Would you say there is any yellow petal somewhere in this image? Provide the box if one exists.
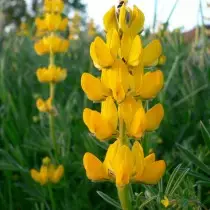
[83,108,115,140]
[83,152,108,181]
[108,60,130,102]
[90,37,114,69]
[106,29,120,59]
[39,165,48,185]
[144,153,155,165]
[138,70,164,99]
[118,96,141,131]
[119,4,129,32]
[83,108,95,134]
[30,169,41,183]
[129,101,147,138]
[121,34,142,67]
[103,6,118,32]
[50,165,64,183]
[101,96,118,131]
[132,141,144,179]
[130,5,145,35]
[103,140,120,174]
[138,160,166,184]
[146,104,164,131]
[81,73,110,101]
[143,40,162,66]
[113,145,133,187]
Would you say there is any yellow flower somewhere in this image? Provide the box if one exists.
[31,157,64,185]
[101,60,130,103]
[36,97,53,113]
[36,65,67,83]
[120,33,142,67]
[83,96,118,140]
[34,35,69,55]
[81,73,111,101]
[90,29,120,69]
[103,6,118,32]
[35,14,68,32]
[44,0,64,14]
[161,196,170,208]
[119,97,164,138]
[132,70,164,99]
[119,4,145,36]
[143,40,162,67]
[83,140,166,186]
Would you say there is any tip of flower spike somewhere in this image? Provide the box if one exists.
[42,157,51,165]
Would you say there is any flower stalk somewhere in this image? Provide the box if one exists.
[117,185,133,210]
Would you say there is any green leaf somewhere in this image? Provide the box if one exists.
[138,196,157,209]
[169,167,190,196]
[200,121,210,150]
[165,164,182,195]
[96,191,122,209]
[177,144,210,175]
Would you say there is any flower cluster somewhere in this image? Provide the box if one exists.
[34,0,69,113]
[82,1,166,188]
[31,157,64,185]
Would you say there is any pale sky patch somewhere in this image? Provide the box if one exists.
[83,0,208,31]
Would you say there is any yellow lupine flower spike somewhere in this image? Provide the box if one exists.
[83,140,166,186]
[83,96,118,140]
[30,157,64,185]
[36,66,67,83]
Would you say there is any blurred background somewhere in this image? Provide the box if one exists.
[0,0,210,209]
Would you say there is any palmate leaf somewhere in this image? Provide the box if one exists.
[200,121,210,150]
[177,144,210,175]
[96,191,122,209]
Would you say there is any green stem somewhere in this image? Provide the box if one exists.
[117,185,133,210]
[48,40,58,158]
[49,83,58,157]
[119,118,126,145]
[48,184,56,210]
[117,115,133,209]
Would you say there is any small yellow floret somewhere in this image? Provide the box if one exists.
[161,196,170,208]
[34,35,69,55]
[44,0,64,14]
[36,66,67,83]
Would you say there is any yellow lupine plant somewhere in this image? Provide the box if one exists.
[81,1,166,209]
[31,0,68,194]
[33,0,69,156]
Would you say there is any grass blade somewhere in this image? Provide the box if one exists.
[97,191,122,209]
[138,196,157,209]
[200,121,210,150]
[177,144,210,175]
